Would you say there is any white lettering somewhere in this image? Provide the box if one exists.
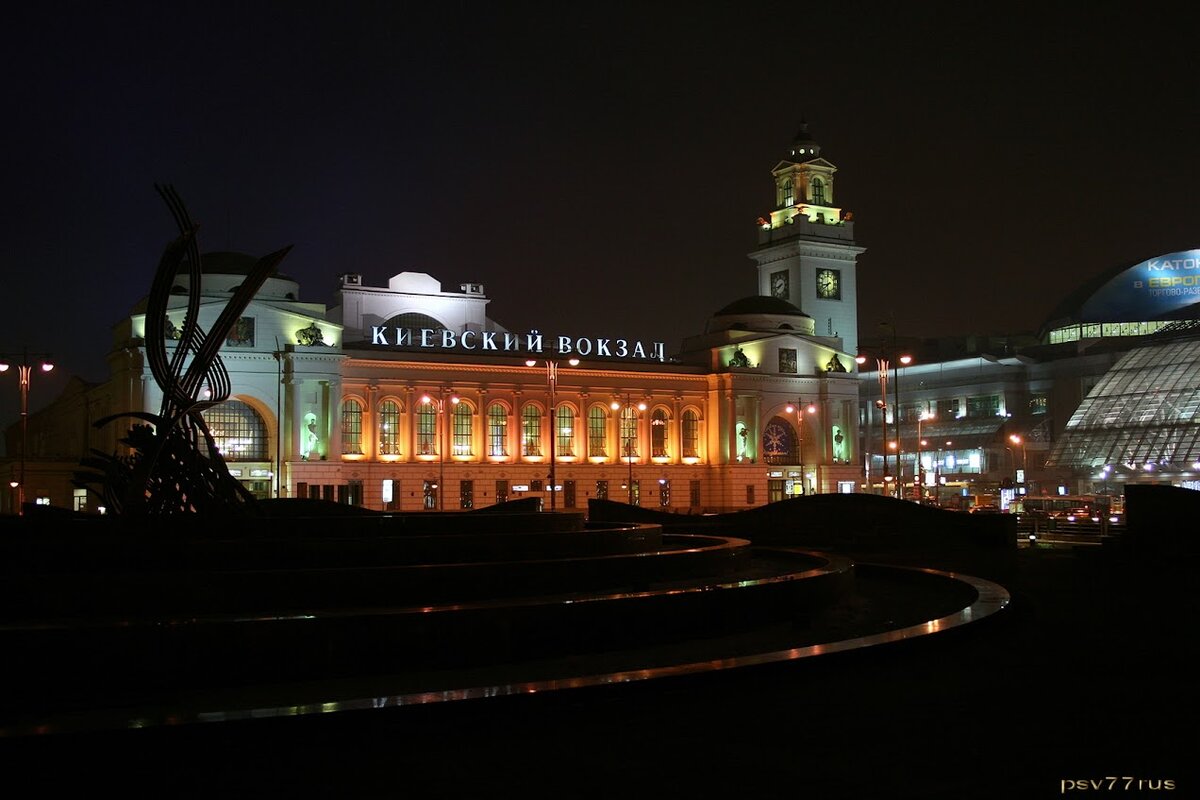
[576,338,592,356]
[504,333,520,351]
[633,341,646,359]
[526,330,544,352]
[482,332,497,350]
[419,329,435,347]
[371,326,389,345]
[557,336,573,354]
[615,339,629,357]
[461,330,476,349]
[650,342,664,361]
[596,338,611,357]
[397,328,412,346]
[441,330,457,348]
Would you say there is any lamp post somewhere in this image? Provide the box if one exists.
[611,394,646,505]
[856,355,889,494]
[785,400,817,494]
[0,350,54,515]
[856,349,912,497]
[526,357,578,511]
[914,411,933,501]
[419,391,459,511]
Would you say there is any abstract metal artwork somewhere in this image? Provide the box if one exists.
[73,185,291,515]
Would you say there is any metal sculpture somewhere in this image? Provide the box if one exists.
[73,185,291,515]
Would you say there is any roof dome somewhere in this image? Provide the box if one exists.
[714,296,810,317]
[172,250,301,301]
[706,295,815,335]
[180,251,292,280]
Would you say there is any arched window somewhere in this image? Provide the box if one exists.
[522,405,542,457]
[201,400,269,461]
[378,399,401,456]
[452,401,473,456]
[682,409,700,458]
[811,177,825,205]
[651,408,669,458]
[417,401,437,456]
[487,403,508,457]
[620,405,638,459]
[555,405,575,457]
[588,406,607,458]
[781,181,793,207]
[341,398,363,454]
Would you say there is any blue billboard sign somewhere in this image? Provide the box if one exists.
[1079,249,1200,321]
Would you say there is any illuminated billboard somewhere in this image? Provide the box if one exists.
[1079,249,1200,321]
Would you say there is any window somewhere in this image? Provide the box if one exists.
[347,480,364,506]
[811,178,825,204]
[595,479,608,500]
[378,400,401,456]
[690,479,701,508]
[563,479,576,508]
[296,481,308,499]
[682,410,699,458]
[588,406,607,458]
[72,488,88,512]
[555,405,574,456]
[937,398,961,420]
[522,405,542,456]
[620,406,638,459]
[651,409,669,458]
[202,399,270,461]
[417,402,437,455]
[341,398,364,454]
[460,480,474,509]
[1029,395,1048,416]
[453,402,473,456]
[382,478,399,511]
[967,395,1001,419]
[746,485,756,504]
[780,181,793,207]
[495,480,509,504]
[423,480,437,510]
[488,403,508,457]
[658,479,671,507]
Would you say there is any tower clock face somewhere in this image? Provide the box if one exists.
[771,270,789,299]
[816,268,840,299]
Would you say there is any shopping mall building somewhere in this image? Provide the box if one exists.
[5,126,1198,513]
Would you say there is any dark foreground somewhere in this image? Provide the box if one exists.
[1,542,1193,799]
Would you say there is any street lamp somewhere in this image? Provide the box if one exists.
[856,350,912,497]
[1008,433,1027,473]
[0,350,54,515]
[914,411,933,501]
[419,391,459,511]
[856,355,889,493]
[611,395,646,505]
[785,400,817,494]
[526,357,579,511]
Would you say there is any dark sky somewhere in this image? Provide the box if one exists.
[2,1,1196,428]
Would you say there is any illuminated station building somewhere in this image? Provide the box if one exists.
[4,127,867,513]
[6,126,1199,514]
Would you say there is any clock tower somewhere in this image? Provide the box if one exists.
[751,122,864,356]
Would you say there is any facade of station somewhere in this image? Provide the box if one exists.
[3,127,869,514]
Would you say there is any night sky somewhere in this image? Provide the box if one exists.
[2,1,1196,429]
